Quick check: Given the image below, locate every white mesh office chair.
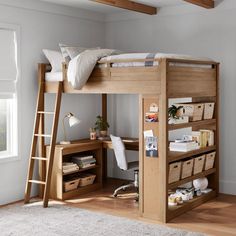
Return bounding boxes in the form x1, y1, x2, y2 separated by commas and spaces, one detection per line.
110, 135, 139, 200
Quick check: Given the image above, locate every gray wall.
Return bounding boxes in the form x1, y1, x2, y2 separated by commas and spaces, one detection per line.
0, 0, 105, 205
105, 0, 236, 194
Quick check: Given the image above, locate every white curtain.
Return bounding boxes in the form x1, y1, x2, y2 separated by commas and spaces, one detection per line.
0, 28, 17, 93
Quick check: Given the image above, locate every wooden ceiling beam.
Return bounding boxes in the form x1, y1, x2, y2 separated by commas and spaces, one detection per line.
184, 0, 214, 9
92, 0, 157, 15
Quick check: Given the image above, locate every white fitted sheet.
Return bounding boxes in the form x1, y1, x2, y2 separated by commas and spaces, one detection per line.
45, 72, 63, 82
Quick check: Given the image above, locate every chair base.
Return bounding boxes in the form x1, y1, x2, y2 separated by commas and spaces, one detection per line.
113, 170, 139, 200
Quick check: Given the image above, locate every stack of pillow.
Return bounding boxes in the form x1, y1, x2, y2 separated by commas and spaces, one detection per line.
43, 44, 100, 72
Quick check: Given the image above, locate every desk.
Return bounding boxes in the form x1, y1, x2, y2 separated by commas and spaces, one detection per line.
102, 137, 139, 151
102, 137, 139, 179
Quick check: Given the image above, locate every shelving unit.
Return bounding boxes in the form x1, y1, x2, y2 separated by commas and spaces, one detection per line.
140, 59, 219, 222
46, 140, 103, 200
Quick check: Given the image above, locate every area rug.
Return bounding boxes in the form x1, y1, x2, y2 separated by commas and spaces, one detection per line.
0, 202, 204, 236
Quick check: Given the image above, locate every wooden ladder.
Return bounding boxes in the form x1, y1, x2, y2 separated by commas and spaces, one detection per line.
24, 79, 62, 207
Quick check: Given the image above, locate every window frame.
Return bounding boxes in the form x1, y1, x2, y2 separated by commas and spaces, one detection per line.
0, 23, 21, 163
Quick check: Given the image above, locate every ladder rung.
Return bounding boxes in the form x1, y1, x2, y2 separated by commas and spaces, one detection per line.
38, 111, 55, 115
29, 180, 46, 185
32, 157, 47, 161
34, 134, 51, 138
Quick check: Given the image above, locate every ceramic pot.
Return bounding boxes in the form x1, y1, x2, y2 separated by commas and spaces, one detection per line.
99, 130, 107, 137
90, 132, 97, 140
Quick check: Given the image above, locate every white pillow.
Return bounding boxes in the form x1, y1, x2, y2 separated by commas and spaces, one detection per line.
43, 49, 63, 72
59, 43, 100, 63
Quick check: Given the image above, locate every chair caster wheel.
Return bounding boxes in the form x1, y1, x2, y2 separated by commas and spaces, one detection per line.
113, 193, 118, 197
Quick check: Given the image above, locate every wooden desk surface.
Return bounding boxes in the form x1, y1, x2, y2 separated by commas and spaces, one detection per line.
102, 137, 139, 151
50, 137, 139, 152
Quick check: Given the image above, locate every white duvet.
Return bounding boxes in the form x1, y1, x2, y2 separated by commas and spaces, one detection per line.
67, 49, 119, 89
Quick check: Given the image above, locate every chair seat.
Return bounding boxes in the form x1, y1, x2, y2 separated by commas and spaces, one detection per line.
128, 161, 139, 170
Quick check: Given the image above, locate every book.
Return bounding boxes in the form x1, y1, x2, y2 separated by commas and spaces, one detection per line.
72, 155, 94, 161
79, 163, 96, 169
169, 141, 199, 152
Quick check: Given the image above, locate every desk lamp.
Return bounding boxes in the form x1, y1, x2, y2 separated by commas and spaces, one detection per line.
60, 112, 80, 145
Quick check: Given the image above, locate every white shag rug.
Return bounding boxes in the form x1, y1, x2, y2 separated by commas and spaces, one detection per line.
0, 202, 205, 236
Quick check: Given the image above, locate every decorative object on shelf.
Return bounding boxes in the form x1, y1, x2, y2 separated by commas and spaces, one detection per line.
60, 112, 80, 145
145, 136, 158, 157
168, 105, 189, 124
89, 128, 97, 140
176, 103, 204, 121
168, 162, 182, 184
193, 177, 208, 191
94, 115, 109, 137
145, 112, 158, 122
205, 152, 216, 170
203, 102, 215, 120
181, 159, 194, 179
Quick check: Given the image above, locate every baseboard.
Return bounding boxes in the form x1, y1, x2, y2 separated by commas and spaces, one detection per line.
220, 180, 236, 195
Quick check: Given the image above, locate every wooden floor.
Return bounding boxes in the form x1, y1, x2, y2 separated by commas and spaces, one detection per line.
64, 178, 236, 236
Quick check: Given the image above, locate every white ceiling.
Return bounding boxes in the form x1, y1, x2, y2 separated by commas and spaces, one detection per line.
39, 0, 185, 14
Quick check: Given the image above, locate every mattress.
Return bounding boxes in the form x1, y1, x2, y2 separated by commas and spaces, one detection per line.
45, 53, 212, 82
45, 72, 63, 82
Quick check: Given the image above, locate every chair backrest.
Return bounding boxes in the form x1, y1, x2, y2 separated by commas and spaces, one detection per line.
110, 135, 128, 171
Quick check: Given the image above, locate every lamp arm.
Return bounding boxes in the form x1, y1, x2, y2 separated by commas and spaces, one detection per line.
62, 116, 68, 142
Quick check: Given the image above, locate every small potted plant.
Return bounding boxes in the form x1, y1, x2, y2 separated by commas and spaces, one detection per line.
168, 105, 187, 124
94, 115, 109, 137
89, 127, 97, 140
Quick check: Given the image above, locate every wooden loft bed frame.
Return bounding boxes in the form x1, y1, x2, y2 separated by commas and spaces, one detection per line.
27, 57, 219, 223
42, 58, 217, 96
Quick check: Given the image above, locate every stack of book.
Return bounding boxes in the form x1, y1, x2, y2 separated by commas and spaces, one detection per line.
192, 129, 214, 147
72, 155, 96, 169
62, 162, 79, 174
169, 141, 199, 152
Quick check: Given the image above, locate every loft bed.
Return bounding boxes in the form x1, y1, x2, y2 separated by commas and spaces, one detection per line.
41, 57, 217, 97
27, 56, 219, 223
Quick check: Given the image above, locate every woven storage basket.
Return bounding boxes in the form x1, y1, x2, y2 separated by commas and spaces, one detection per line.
181, 159, 194, 179
176, 103, 204, 121
168, 162, 182, 184
79, 174, 96, 187
193, 155, 205, 175
205, 152, 216, 170
204, 103, 215, 120
64, 178, 80, 192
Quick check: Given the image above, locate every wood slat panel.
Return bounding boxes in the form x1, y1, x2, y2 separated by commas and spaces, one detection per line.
168, 80, 216, 98
168, 66, 216, 81
45, 81, 161, 95
110, 67, 160, 81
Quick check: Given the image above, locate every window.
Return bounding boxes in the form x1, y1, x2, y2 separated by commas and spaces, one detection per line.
0, 24, 19, 160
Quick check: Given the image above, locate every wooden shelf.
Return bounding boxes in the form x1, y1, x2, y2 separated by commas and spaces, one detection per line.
168, 168, 216, 189
63, 165, 100, 176
168, 119, 216, 131
168, 145, 216, 163
167, 190, 216, 221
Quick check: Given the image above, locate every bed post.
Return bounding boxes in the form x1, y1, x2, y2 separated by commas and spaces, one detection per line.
102, 94, 107, 180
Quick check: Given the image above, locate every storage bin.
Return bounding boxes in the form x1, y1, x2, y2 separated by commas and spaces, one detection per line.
79, 173, 96, 187
168, 162, 182, 184
204, 103, 215, 120
193, 155, 205, 175
205, 152, 216, 170
181, 159, 194, 179
176, 103, 204, 121
64, 178, 80, 192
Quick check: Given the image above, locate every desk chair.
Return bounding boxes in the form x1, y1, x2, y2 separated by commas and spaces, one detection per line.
110, 135, 139, 200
